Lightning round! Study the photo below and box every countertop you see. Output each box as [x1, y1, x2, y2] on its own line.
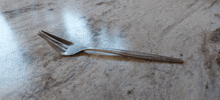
[1, 0, 220, 99]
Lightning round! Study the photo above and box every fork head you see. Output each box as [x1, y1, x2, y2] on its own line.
[38, 30, 87, 55]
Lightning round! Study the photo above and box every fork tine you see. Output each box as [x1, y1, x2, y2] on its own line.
[41, 30, 73, 46]
[38, 32, 65, 53]
[39, 31, 68, 49]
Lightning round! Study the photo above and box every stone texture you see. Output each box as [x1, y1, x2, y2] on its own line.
[1, 0, 220, 100]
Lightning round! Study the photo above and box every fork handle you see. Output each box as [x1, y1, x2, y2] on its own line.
[84, 48, 183, 63]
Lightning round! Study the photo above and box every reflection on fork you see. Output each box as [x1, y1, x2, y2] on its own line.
[38, 30, 184, 63]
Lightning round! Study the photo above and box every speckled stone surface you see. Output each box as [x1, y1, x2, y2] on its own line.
[1, 0, 220, 99]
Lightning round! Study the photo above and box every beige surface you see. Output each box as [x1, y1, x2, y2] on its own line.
[1, 0, 220, 99]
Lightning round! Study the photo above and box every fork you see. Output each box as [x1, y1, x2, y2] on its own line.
[38, 30, 183, 63]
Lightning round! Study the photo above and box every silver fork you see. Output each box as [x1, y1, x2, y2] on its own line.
[38, 30, 183, 63]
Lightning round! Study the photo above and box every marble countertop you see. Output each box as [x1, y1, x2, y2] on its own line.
[1, 0, 220, 99]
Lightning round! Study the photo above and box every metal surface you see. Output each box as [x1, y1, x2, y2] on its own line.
[39, 30, 183, 63]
